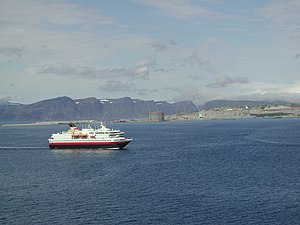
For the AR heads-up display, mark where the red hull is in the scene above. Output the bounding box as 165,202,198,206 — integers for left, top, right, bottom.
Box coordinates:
49,141,131,149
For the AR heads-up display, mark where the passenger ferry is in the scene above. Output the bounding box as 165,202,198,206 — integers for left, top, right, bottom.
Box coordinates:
48,123,132,149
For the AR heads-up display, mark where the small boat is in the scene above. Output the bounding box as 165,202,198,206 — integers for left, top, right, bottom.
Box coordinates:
48,123,132,149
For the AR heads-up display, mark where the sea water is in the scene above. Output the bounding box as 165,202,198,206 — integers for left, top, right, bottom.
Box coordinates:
0,119,299,224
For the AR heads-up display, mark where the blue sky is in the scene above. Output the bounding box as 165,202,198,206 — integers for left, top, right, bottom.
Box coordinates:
1,0,300,105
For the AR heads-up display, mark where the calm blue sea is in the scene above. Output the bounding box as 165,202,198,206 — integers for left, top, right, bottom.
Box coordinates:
0,119,300,225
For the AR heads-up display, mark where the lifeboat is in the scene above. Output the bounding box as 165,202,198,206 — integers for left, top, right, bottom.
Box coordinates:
72,133,87,138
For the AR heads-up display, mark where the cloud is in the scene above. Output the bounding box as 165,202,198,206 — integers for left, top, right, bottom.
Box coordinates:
0,0,155,68
206,75,250,88
259,0,300,24
0,95,23,104
28,62,153,80
136,58,156,67
234,92,300,104
258,0,300,39
164,85,187,93
1,0,299,105
0,96,12,104
287,80,300,93
99,80,135,92
147,40,176,51
0,46,25,58
183,51,210,67
37,65,90,77
98,80,158,96
136,57,172,73
171,89,211,105
1,0,151,63
172,86,300,106
154,68,171,73
0,0,112,27
223,80,300,103
0,0,113,66
135,0,217,19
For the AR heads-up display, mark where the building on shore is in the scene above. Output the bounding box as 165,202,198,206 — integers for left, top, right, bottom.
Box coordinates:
149,112,165,122
200,108,251,120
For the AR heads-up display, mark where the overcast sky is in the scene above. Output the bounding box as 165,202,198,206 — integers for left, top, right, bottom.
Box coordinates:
1,0,300,105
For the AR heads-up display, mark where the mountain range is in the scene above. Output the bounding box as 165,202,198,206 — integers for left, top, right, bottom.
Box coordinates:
0,96,198,121
199,99,290,110
0,96,293,122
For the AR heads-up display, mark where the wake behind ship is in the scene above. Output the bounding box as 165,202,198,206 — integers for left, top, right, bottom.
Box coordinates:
48,123,132,149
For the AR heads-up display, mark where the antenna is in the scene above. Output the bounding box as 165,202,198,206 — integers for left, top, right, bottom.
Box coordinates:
101,112,107,122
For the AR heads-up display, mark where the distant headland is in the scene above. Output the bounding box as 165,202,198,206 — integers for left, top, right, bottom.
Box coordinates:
0,96,299,124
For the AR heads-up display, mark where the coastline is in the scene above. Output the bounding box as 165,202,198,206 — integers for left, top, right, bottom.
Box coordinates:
1,120,94,127
1,114,300,127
